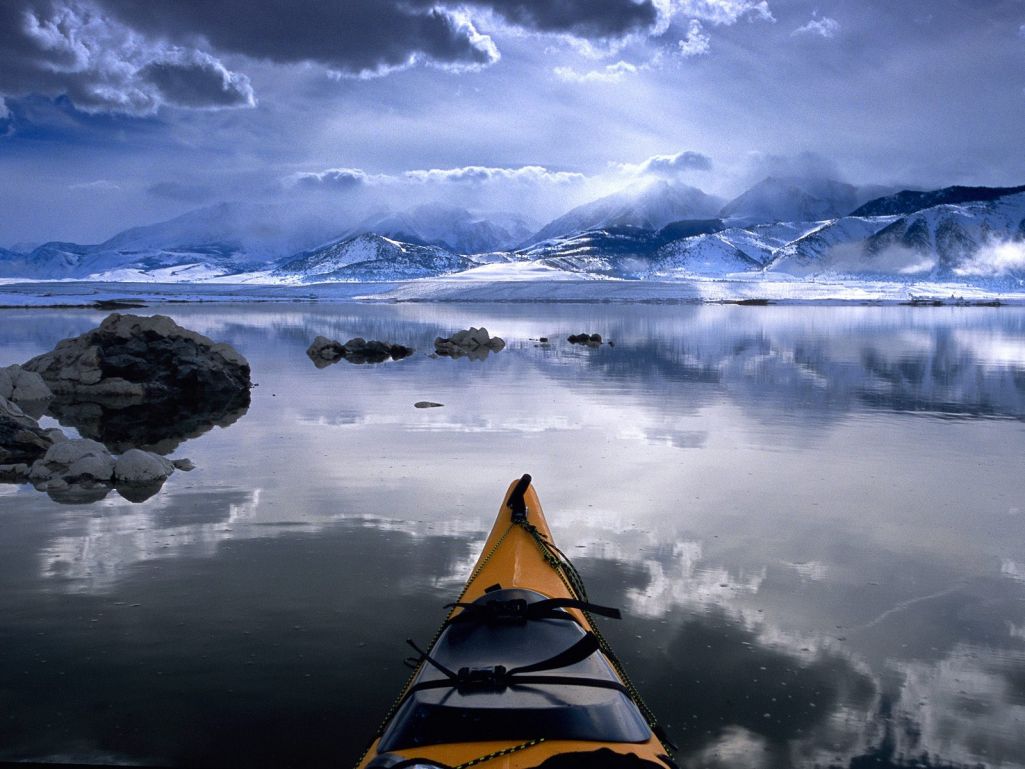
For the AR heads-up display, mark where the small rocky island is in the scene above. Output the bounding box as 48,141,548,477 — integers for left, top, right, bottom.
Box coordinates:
306,335,414,366
1,313,251,503
434,327,506,359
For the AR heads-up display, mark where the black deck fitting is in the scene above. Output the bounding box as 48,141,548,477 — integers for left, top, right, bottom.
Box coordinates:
508,474,532,522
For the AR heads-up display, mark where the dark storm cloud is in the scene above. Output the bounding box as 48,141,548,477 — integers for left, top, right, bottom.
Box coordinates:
139,52,254,109
94,0,666,78
95,0,500,77
459,0,659,38
0,0,255,114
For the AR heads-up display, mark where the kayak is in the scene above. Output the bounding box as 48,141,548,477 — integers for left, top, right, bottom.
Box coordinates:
355,474,677,769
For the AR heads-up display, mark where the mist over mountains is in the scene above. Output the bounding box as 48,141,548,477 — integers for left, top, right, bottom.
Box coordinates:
2,176,1024,286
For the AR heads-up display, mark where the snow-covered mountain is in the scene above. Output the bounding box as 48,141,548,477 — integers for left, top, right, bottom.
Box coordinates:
719,176,879,224
526,181,723,245
766,192,1025,278
764,216,900,276
274,233,473,282
2,180,1024,289
0,242,92,278
648,223,813,277
516,226,662,278
347,203,534,254
0,202,342,280
517,220,726,278
865,192,1025,277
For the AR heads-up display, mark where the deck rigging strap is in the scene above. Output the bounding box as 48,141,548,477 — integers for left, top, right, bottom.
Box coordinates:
401,631,622,698
444,596,622,626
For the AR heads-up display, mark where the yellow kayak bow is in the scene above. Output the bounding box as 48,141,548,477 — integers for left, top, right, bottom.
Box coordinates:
356,475,676,769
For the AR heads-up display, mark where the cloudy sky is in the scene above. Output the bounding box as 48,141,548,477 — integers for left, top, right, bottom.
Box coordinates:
1,0,1024,245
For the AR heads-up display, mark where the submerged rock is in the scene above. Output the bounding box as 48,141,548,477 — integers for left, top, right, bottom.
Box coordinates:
434,327,506,359
307,335,414,366
23,313,251,454
0,395,54,465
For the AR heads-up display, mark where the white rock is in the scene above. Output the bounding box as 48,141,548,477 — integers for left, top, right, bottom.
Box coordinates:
0,364,53,404
114,449,175,484
29,438,114,483
66,454,115,481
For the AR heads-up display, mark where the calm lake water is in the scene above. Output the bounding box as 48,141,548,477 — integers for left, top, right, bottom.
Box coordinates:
2,303,1024,769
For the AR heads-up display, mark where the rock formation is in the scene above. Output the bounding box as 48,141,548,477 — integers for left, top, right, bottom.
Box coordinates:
567,333,603,346
23,313,251,400
434,327,506,359
22,437,184,504
22,313,251,453
307,335,414,366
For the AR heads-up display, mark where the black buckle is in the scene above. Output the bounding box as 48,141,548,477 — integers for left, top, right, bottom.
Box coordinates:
484,598,528,624
456,665,508,691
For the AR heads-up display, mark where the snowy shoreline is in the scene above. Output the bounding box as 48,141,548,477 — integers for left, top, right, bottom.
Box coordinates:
1,277,1025,308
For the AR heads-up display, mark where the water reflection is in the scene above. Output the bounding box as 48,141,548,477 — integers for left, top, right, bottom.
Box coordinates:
46,390,250,454
40,489,261,592
0,303,1023,768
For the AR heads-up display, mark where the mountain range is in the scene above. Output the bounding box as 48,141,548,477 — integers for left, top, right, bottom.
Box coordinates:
2,177,1024,285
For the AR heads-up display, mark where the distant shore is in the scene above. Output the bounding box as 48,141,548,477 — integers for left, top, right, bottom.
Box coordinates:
2,278,1025,308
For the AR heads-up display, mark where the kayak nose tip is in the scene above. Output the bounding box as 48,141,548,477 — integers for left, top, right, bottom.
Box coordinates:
507,473,532,521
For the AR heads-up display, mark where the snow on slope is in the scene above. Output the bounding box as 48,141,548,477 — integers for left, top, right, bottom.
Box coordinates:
865,192,1025,277
0,202,341,280
766,216,900,276
763,192,1025,279
527,181,722,244
643,221,825,278
86,262,235,283
517,226,662,277
649,230,770,277
0,242,93,278
274,233,473,282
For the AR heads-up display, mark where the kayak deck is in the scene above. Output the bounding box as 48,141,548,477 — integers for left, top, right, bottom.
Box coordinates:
356,475,675,769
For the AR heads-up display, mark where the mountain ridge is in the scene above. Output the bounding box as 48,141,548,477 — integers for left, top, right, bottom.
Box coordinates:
2,179,1024,286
